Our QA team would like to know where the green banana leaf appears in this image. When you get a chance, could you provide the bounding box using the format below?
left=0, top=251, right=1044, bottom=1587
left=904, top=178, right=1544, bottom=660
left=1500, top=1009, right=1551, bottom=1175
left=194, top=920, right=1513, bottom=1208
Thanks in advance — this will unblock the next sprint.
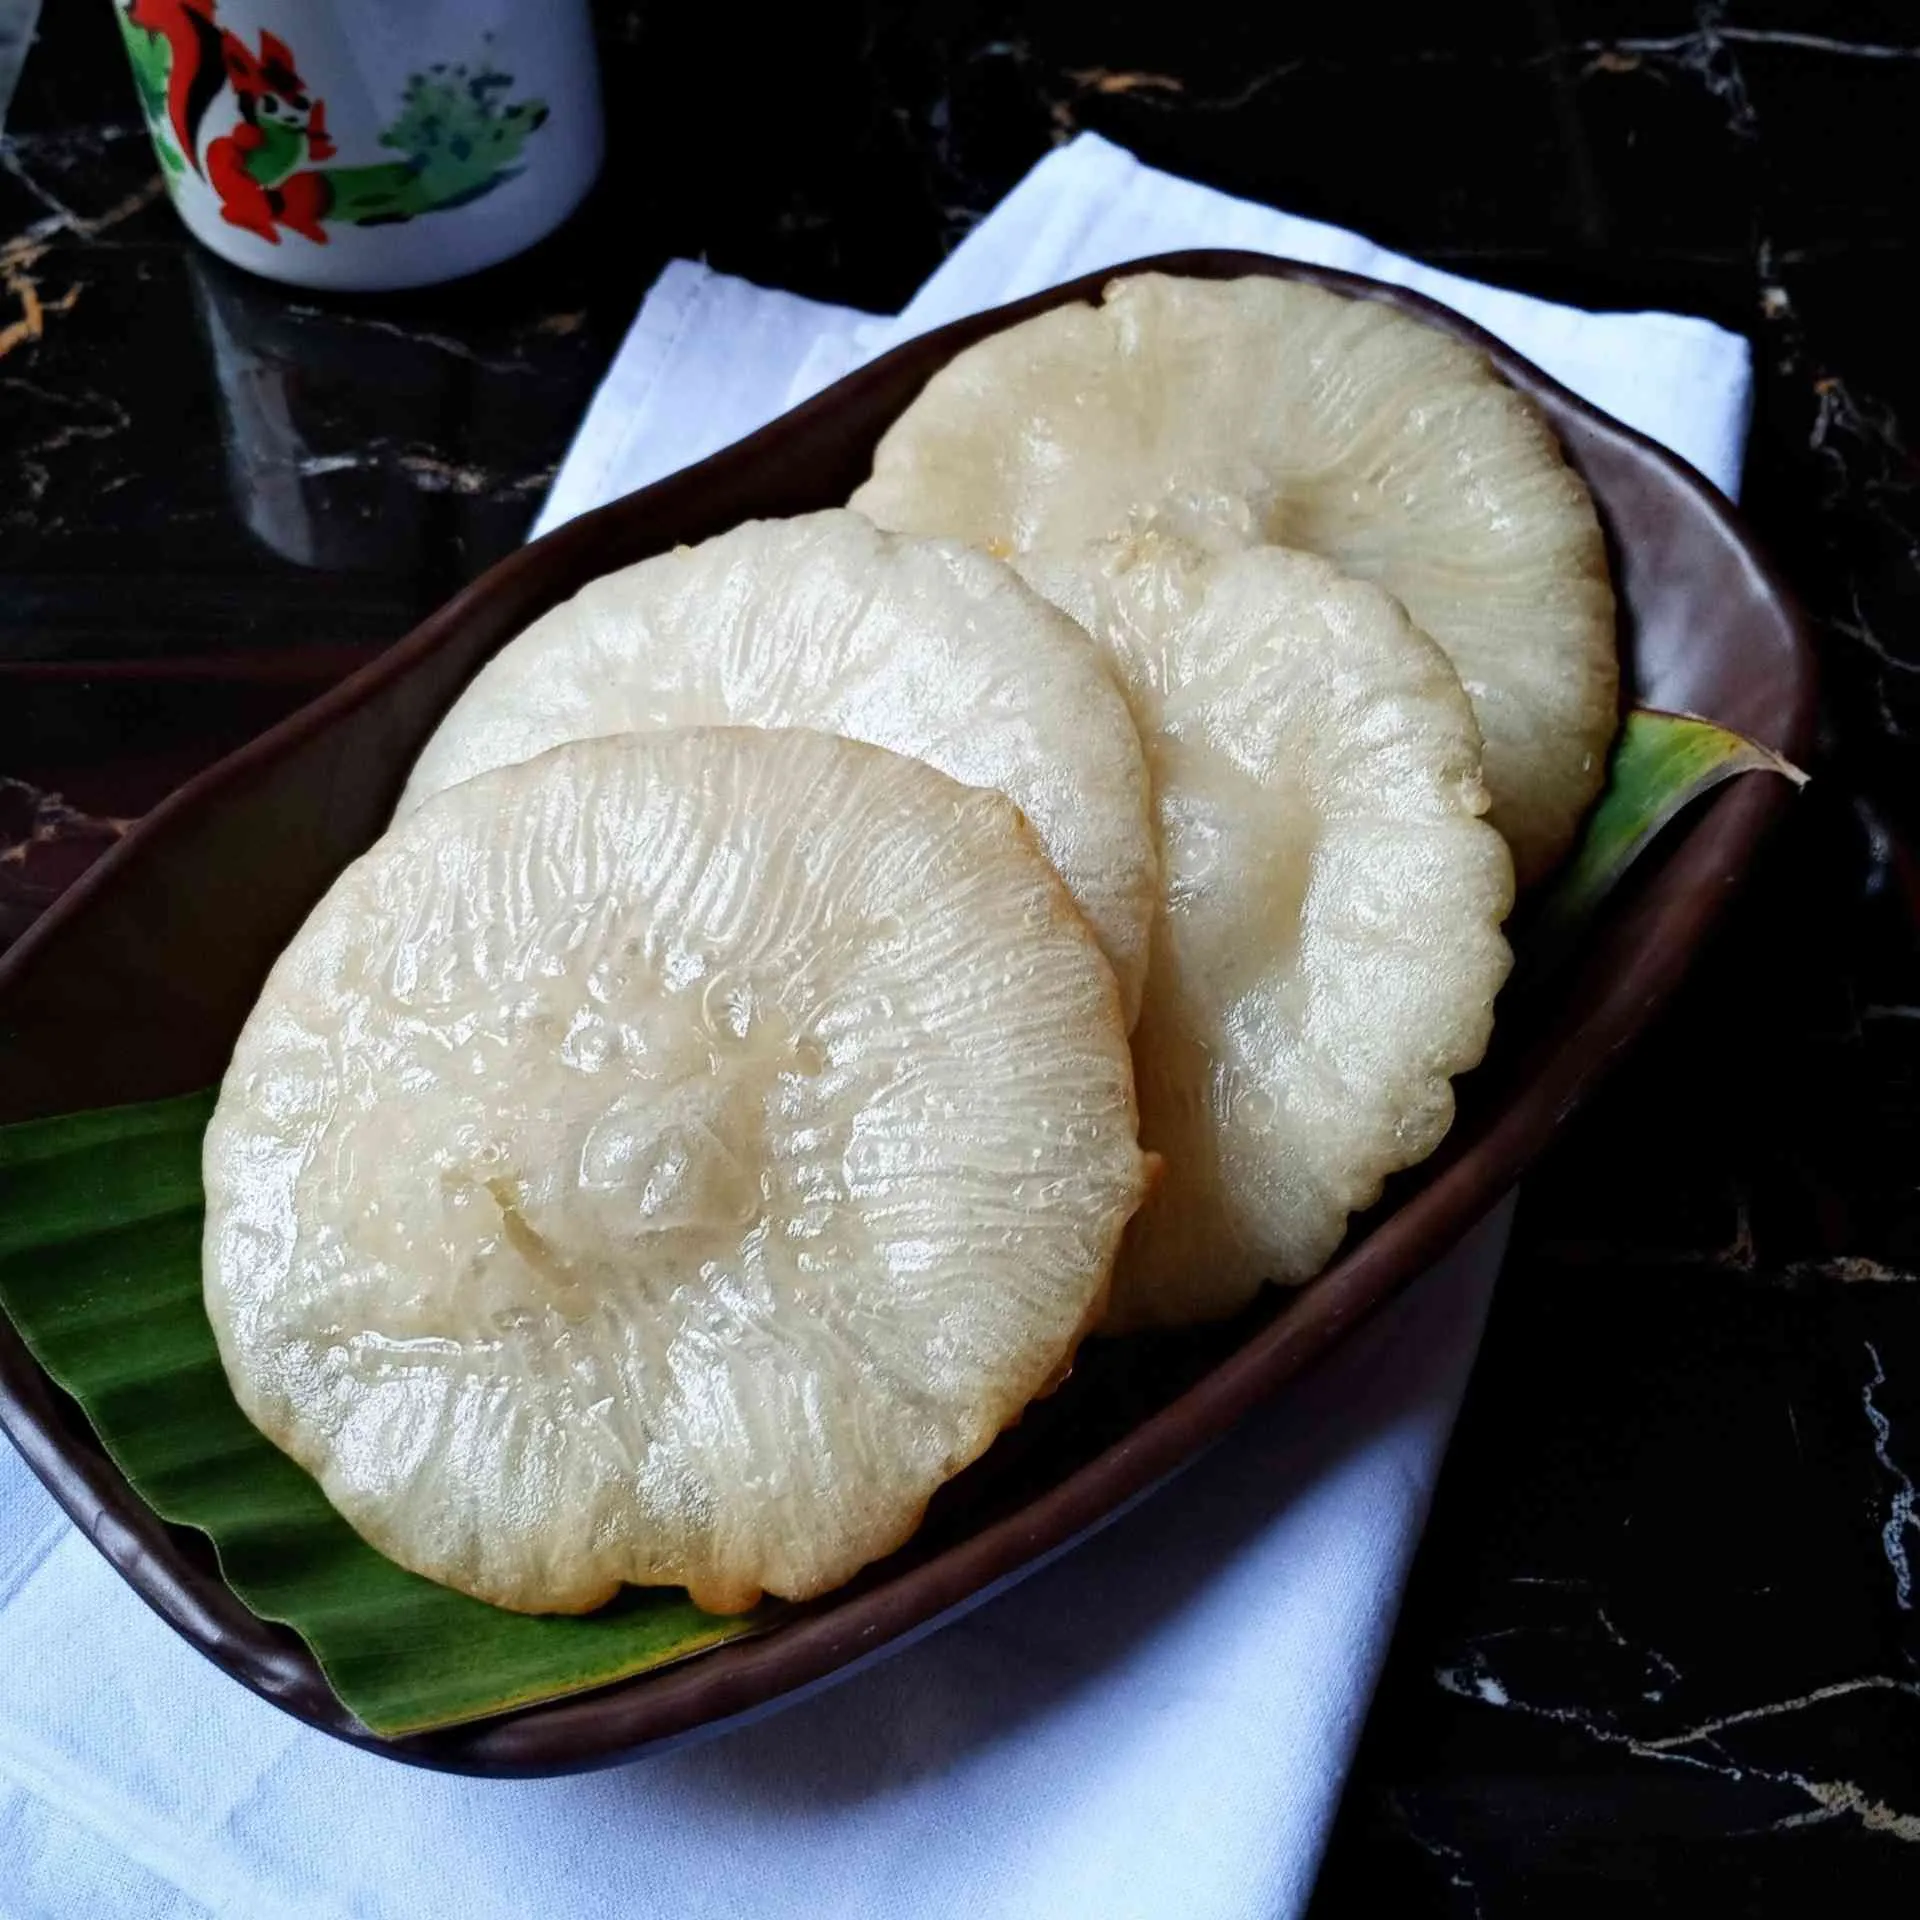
left=0, top=1094, right=768, bottom=1737
left=1517, top=706, right=1807, bottom=981
left=0, top=706, right=1801, bottom=1737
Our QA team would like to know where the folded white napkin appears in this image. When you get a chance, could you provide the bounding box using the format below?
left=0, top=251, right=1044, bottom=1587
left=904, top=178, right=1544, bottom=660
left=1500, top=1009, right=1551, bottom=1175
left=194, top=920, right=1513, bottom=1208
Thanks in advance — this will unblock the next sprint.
left=535, top=132, right=1750, bottom=539
left=0, top=134, right=1752, bottom=1920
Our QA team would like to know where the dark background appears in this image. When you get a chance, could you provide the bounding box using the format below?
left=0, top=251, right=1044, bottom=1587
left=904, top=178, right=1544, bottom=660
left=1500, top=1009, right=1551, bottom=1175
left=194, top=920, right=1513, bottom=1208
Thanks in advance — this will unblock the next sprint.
left=3, top=2, right=1918, bottom=1909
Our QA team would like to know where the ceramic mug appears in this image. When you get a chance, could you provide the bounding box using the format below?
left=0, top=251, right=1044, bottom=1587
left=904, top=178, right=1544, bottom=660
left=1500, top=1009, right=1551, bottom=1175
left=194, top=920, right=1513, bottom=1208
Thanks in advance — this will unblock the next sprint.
left=112, top=0, right=603, bottom=290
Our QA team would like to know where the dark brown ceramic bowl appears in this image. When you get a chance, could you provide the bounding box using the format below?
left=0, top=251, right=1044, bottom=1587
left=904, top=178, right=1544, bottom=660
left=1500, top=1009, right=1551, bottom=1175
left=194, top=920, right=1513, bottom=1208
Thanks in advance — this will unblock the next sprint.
left=0, top=252, right=1815, bottom=1775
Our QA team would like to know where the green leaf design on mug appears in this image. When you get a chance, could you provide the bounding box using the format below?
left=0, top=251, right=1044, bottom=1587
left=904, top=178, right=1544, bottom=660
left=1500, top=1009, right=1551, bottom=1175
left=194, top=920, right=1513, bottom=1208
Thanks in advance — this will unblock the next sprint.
left=114, top=10, right=187, bottom=175
left=321, top=67, right=553, bottom=226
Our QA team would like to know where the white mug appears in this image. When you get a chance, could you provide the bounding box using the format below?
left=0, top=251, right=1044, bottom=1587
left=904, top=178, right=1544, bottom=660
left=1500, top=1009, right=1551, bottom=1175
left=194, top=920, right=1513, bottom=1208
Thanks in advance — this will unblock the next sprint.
left=113, top=0, right=604, bottom=291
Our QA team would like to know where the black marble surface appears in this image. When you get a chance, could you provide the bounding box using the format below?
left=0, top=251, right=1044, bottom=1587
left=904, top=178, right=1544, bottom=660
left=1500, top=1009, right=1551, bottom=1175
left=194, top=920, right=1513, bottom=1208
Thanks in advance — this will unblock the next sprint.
left=4, top=1, right=1918, bottom=1907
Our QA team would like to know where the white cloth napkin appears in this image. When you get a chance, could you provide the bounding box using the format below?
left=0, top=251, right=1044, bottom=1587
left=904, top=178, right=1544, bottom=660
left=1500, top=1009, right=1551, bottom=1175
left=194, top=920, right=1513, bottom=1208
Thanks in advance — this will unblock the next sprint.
left=534, top=133, right=1750, bottom=539
left=0, top=134, right=1752, bottom=1920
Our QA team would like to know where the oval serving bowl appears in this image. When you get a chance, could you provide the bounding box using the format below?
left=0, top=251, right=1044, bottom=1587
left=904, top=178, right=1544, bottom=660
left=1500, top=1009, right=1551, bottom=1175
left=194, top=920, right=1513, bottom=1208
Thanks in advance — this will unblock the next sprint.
left=0, top=251, right=1815, bottom=1775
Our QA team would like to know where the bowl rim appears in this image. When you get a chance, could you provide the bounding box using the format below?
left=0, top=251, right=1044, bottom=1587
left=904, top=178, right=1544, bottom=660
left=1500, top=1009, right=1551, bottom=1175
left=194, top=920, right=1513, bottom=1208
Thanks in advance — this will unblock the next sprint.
left=0, top=248, right=1818, bottom=1775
